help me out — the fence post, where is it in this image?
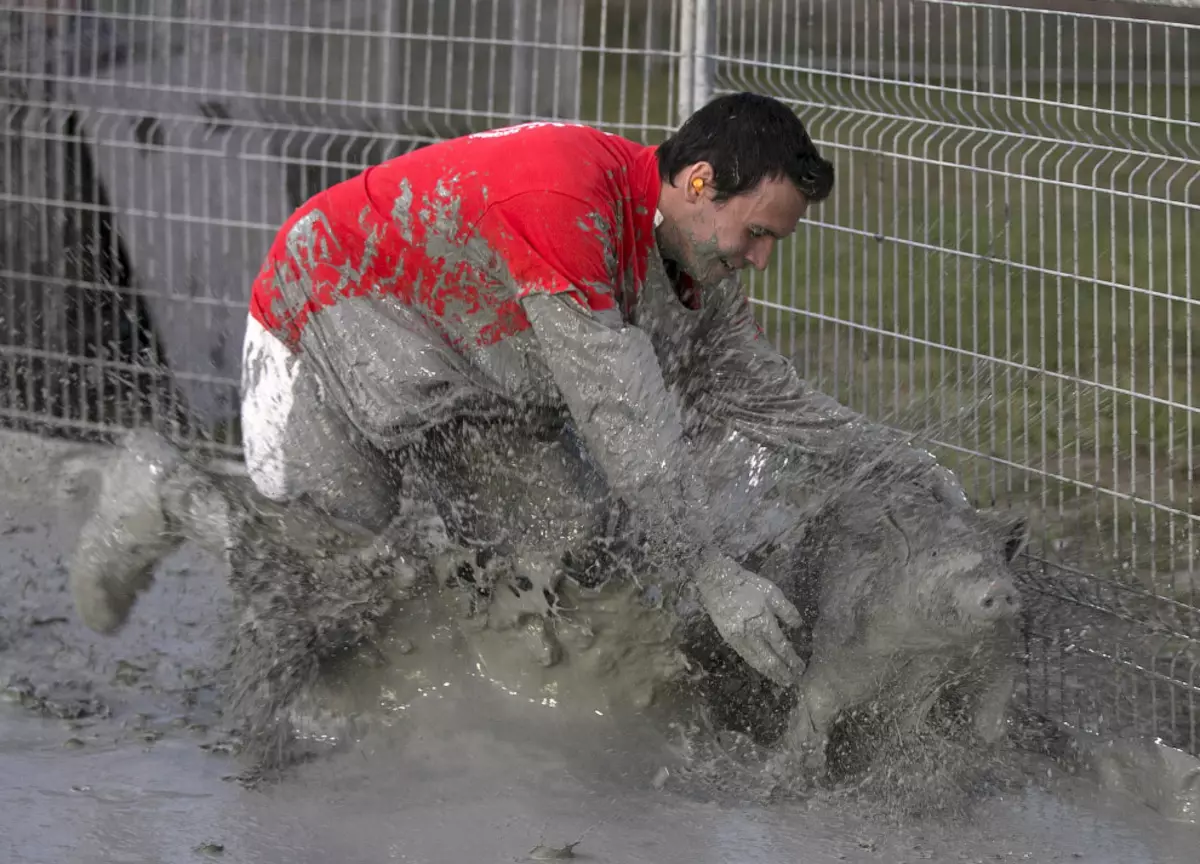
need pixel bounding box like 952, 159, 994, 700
509, 0, 532, 123
677, 0, 713, 124
677, 0, 695, 124
692, 0, 712, 112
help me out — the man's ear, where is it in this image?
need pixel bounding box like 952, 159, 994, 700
682, 162, 715, 200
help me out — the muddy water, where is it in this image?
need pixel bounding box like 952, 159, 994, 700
1, 431, 1197, 864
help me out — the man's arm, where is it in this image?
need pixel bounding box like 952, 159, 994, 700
687, 282, 865, 445
475, 191, 709, 556
522, 293, 806, 687
691, 281, 965, 504
474, 193, 806, 687
519, 291, 713, 565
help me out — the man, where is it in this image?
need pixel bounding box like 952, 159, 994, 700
68, 92, 838, 689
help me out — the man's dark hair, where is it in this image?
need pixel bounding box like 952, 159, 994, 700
656, 91, 834, 204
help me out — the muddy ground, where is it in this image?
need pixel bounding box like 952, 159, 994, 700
0, 428, 1196, 864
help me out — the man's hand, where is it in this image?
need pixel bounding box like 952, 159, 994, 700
694, 555, 807, 688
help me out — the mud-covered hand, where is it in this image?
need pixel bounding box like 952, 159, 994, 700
693, 554, 806, 688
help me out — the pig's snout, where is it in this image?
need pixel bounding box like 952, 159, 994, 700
960, 577, 1020, 621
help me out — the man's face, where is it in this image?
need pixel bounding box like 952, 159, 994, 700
665, 164, 810, 289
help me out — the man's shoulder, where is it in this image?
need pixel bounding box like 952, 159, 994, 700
454, 122, 649, 187
460, 120, 608, 141
365, 123, 642, 190
459, 120, 634, 150
376, 122, 642, 170
346, 123, 658, 260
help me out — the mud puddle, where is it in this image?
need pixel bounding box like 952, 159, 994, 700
1, 431, 1197, 864
4, 673, 1198, 864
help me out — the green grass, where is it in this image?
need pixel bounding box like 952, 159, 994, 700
561, 54, 1199, 599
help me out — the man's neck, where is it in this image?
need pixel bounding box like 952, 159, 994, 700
662, 258, 700, 310
653, 209, 701, 310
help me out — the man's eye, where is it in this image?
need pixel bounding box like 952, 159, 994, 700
749, 226, 768, 238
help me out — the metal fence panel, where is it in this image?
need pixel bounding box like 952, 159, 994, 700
0, 0, 1196, 758
1, 0, 682, 442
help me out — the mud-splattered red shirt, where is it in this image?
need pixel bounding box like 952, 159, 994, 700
242, 121, 879, 623
249, 122, 681, 353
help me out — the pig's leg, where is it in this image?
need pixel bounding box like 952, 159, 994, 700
781, 658, 865, 773
971, 662, 1017, 745
889, 663, 954, 734
889, 659, 1016, 745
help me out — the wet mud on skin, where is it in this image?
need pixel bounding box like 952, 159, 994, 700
2, 430, 1197, 864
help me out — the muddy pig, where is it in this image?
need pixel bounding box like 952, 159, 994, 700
683, 440, 1030, 778
423, 407, 1031, 780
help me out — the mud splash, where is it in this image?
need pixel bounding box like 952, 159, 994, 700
3, 429, 1198, 863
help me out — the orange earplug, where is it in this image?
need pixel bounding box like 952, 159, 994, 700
692, 177, 705, 192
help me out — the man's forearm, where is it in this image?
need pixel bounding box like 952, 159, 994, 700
522, 291, 809, 686
691, 282, 944, 487
522, 293, 726, 577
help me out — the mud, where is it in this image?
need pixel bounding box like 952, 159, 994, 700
3, 429, 1199, 862
424, 415, 1028, 813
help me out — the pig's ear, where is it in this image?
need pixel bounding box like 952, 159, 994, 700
1002, 517, 1030, 563
978, 508, 1030, 563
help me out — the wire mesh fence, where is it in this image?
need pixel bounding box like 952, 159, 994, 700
0, 0, 685, 444
706, 0, 1198, 756
0, 0, 1196, 758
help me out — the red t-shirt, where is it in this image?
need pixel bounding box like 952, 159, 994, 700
249, 122, 673, 353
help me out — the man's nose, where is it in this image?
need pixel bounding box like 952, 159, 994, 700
745, 237, 774, 271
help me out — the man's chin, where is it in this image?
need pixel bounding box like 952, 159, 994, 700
673, 259, 734, 294
696, 267, 736, 289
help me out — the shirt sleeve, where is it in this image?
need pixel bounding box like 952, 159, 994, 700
691, 280, 958, 501
521, 292, 721, 572
687, 283, 865, 440
475, 192, 725, 573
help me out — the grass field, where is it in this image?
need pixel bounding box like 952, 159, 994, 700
570, 48, 1198, 601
